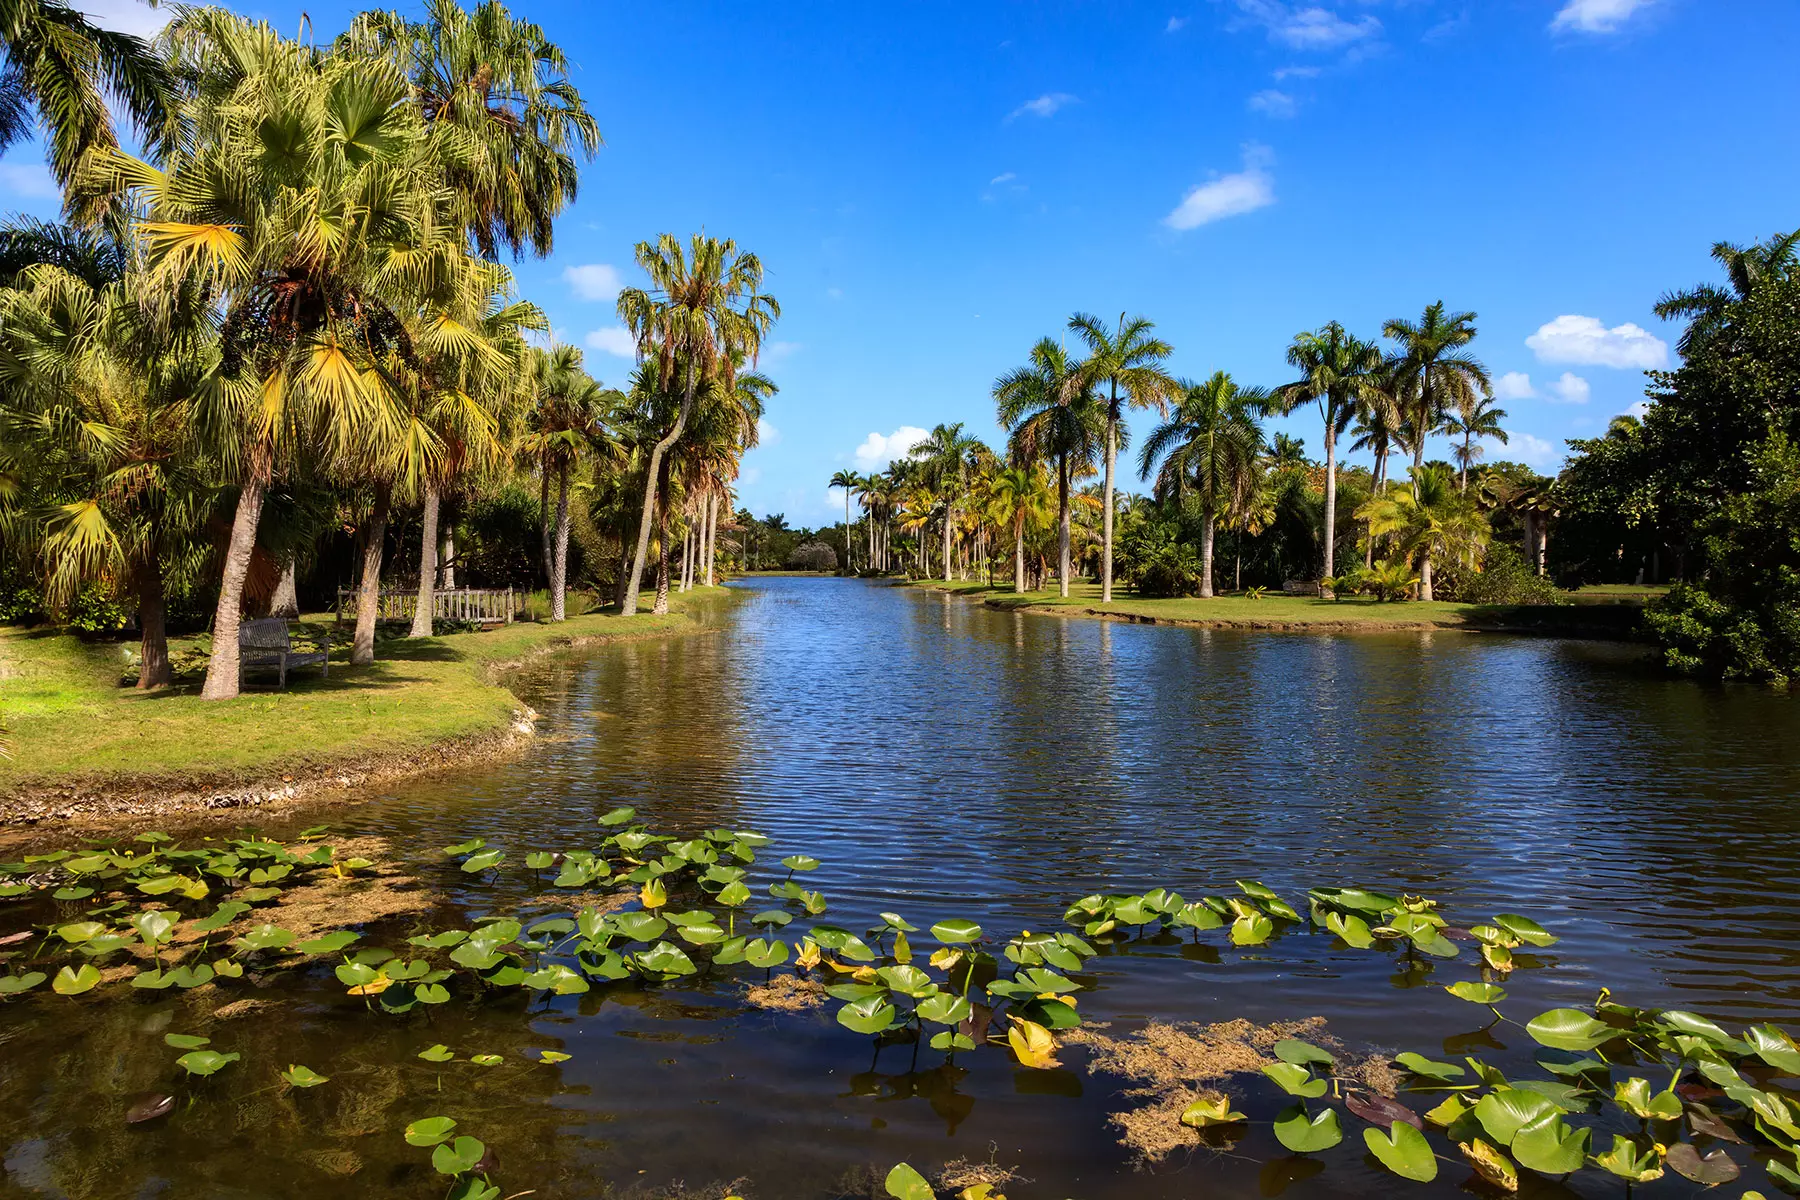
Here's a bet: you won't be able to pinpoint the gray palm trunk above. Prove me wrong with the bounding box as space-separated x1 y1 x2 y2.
1420 550 1435 602
352 483 391 666
551 462 570 621
844 491 853 574
410 485 439 638
1322 425 1337 581
134 556 171 690
622 364 698 616
1014 517 1026 593
703 492 718 586
440 523 455 588
270 552 299 618
1056 455 1071 599
942 503 953 582
1101 416 1118 603
653 513 671 615
1199 513 1216 599
199 475 268 700
539 464 553 589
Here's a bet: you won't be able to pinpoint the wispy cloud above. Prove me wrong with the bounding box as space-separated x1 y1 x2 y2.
584 327 636 358
1006 92 1076 122
765 341 801 362
1511 432 1565 471
989 172 1017 186
562 263 623 302
73 0 166 38
1526 315 1668 369
1551 0 1652 34
1273 65 1322 80
1494 371 1537 401
755 418 780 447
1166 15 1188 31
1247 89 1297 118
1163 145 1276 231
1233 2 1381 50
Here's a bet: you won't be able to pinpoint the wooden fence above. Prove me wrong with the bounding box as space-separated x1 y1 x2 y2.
335 587 517 625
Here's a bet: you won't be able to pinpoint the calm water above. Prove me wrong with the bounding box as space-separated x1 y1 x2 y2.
5 576 1800 1199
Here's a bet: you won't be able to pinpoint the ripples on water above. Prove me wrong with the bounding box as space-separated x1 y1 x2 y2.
5 577 1800 1199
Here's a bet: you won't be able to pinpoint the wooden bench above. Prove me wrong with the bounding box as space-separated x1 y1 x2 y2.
239 618 330 688
1283 580 1324 597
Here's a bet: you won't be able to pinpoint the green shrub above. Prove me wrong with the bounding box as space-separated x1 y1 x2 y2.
1438 544 1563 605
65 585 130 635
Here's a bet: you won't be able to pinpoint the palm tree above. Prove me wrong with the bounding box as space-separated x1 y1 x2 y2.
995 338 1104 598
829 467 859 573
910 422 982 583
1350 366 1406 568
0 0 171 215
517 345 612 621
1383 302 1490 479
1270 321 1382 581
91 11 450 698
1138 372 1268 598
615 233 778 616
1069 312 1179 603
1355 464 1488 601
984 464 1053 592
1655 230 1800 354
1443 394 1509 492
339 0 602 260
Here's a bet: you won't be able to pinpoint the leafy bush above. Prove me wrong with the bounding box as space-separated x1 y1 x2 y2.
0 582 43 625
64 585 130 635
786 542 837 572
1437 544 1563 605
1364 560 1420 602
1117 523 1201 597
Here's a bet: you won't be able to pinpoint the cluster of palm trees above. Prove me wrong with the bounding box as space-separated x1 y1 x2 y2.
0 0 777 699
839 304 1509 602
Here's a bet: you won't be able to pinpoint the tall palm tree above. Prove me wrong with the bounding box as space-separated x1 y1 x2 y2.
995 338 1104 598
615 232 778 616
1350 366 1406 568
339 0 601 260
91 11 450 698
1655 229 1800 354
1138 372 1268 598
1382 302 1490 479
829 467 859 573
1356 463 1488 601
517 345 612 620
1270 321 1382 581
1069 311 1179 603
910 422 982 583
1 0 171 216
1443 394 1509 492
983 463 1053 593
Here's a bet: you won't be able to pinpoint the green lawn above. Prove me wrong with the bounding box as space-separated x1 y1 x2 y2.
0 588 732 795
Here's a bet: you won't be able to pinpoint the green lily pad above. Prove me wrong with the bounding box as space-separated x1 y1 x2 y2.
1363 1120 1438 1182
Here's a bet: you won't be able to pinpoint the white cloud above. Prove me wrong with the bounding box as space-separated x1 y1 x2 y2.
1235 2 1381 49
1166 16 1187 31
1494 371 1537 401
765 341 800 362
0 161 60 200
1006 92 1076 121
73 0 167 38
853 425 931 470
1273 65 1322 80
1622 400 1650 419
1163 145 1275 231
1551 0 1652 34
989 171 1017 186
562 263 622 302
1526 314 1668 369
1512 433 1564 471
583 326 637 358
1545 372 1591 405
755 418 780 446
1247 89 1297 118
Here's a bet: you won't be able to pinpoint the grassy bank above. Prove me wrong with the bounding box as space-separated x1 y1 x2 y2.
0 587 733 802
909 578 1647 637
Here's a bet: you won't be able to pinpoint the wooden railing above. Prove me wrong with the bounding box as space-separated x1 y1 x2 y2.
335 587 517 625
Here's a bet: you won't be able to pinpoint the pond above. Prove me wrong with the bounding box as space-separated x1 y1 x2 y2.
5 576 1800 1199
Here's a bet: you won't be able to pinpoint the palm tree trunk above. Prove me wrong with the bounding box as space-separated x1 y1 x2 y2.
551 461 571 621
1199 513 1216 599
134 555 171 690
410 485 439 638
1102 410 1118 603
1322 423 1338 580
352 482 391 666
200 473 268 700
704 492 718 586
653 511 671 615
271 552 299 618
441 521 456 589
845 491 853 574
539 461 553 589
1057 454 1071 599
1419 550 1434 602
623 365 698 616
942 505 952 582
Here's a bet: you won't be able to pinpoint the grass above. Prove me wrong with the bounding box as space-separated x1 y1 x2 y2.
0 587 733 795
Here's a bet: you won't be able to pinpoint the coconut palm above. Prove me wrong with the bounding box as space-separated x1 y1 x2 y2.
829 467 859 573
1138 372 1268 598
1270 321 1383 581
615 232 778 616
983 464 1053 593
87 11 450 698
909 422 983 583
1350 366 1406 567
339 0 601 260
1355 463 1488 601
1443 394 1509 492
995 338 1104 598
1382 302 1490 478
517 344 612 621
1069 312 1179 603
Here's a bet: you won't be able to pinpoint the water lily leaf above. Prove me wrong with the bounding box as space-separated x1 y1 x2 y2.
282 1064 329 1087
236 924 294 952
56 921 106 944
1309 887 1399 916
522 964 589 995
191 901 250 933
418 1045 455 1063
1661 1010 1752 1054
1458 1137 1519 1192
212 959 243 979
1364 1120 1437 1182
1510 1114 1590 1174
930 918 982 945
1748 1026 1800 1077
717 880 752 908
1493 913 1557 947
917 993 972 1026
537 1050 572 1064
1174 902 1224 931
442 839 486 856
432 1135 487 1176
176 1050 239 1077
597 806 637 826
164 1033 210 1049
1229 912 1273 946
1665 1142 1739 1186
1592 1133 1665 1182
1525 1008 1615 1052
1395 1052 1464 1081
1345 1092 1422 1130
634 941 696 977
1615 1077 1683 1121
675 922 726 947
1424 1095 1471 1127
296 930 360 955
751 909 792 928
1181 1095 1247 1127
1262 1062 1327 1099
1481 942 1515 972
1325 911 1374 948
1685 1102 1746 1144
131 968 176 990
0 971 46 995
1273 1104 1342 1153
745 939 789 969
837 994 898 1035
878 965 938 998
1274 1039 1335 1068
52 964 102 994
930 1030 977 1052
523 852 555 870
1473 1088 1559 1145
469 1054 503 1066
1007 1017 1060 1069
609 912 668 943
884 1163 933 1200
461 850 504 874
238 887 282 903
1444 980 1506 1004
53 887 93 901
416 983 451 1004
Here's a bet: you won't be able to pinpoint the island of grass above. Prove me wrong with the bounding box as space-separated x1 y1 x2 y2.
0 587 735 824
909 578 1650 637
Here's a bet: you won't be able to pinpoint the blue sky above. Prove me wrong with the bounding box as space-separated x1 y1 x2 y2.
5 0 1798 525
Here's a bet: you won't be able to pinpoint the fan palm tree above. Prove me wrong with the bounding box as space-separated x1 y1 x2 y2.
517 344 612 620
1069 311 1179 602
829 467 859 573
339 0 601 260
1443 394 1509 492
995 338 1104 598
615 232 778 615
88 11 450 698
1270 321 1383 581
1382 302 1490 479
1138 372 1268 598
1355 463 1488 601
909 422 983 583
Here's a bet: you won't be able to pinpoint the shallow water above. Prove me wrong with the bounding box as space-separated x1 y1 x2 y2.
4 577 1800 1199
